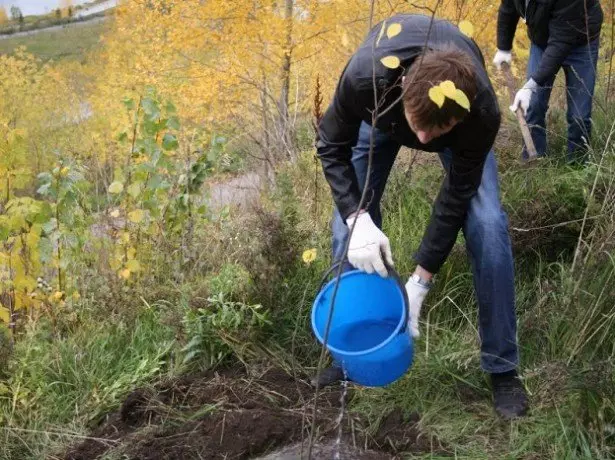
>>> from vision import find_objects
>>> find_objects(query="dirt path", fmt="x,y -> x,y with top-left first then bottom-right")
206,172 -> 262,211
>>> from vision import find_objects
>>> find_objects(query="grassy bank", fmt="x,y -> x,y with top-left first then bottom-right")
0,19 -> 106,62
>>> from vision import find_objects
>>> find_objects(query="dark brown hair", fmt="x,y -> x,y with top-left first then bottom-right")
402,46 -> 478,129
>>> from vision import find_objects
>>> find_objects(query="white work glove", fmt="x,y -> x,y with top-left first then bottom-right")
405,275 -> 431,338
492,49 -> 512,70
345,211 -> 394,278
510,78 -> 538,117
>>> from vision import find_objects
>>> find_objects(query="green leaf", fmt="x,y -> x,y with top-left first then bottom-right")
37,172 -> 52,184
32,202 -> 53,224
38,237 -> 53,263
122,98 -> 135,110
162,133 -> 179,151
141,97 -> 161,122
42,218 -> 57,234
142,118 -> 160,136
165,101 -> 177,114
117,132 -> 128,142
166,116 -> 180,130
0,222 -> 8,241
37,183 -> 51,196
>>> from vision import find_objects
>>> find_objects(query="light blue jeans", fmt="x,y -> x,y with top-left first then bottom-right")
331,122 -> 519,373
524,39 -> 600,162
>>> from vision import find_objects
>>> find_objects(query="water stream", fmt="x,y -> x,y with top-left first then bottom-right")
334,368 -> 349,460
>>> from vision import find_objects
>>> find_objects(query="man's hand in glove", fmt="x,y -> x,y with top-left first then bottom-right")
492,49 -> 512,70
510,79 -> 538,117
405,268 -> 432,338
346,211 -> 394,278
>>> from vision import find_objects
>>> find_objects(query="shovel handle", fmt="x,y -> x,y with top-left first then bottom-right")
500,62 -> 539,161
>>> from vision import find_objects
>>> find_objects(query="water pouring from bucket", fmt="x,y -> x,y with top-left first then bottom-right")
311,263 -> 413,387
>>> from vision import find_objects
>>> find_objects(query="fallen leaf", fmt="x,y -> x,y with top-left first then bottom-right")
439,80 -> 457,98
428,86 -> 445,108
386,23 -> 402,39
459,20 -> 474,38
380,55 -> 400,69
454,89 -> 471,110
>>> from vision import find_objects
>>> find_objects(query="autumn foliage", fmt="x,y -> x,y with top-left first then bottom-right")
0,0 -> 606,333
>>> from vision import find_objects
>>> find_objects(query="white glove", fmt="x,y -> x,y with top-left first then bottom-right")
510,79 -> 538,117
405,275 -> 431,338
492,49 -> 512,70
345,211 -> 394,277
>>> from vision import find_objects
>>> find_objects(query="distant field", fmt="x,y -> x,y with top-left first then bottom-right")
0,19 -> 107,62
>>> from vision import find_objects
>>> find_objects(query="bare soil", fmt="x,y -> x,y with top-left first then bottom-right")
63,366 -> 447,459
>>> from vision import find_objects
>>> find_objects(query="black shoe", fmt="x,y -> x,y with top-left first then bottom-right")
310,366 -> 344,388
491,370 -> 529,420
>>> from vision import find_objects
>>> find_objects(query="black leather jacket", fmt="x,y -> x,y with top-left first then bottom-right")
497,0 -> 603,85
316,14 -> 501,274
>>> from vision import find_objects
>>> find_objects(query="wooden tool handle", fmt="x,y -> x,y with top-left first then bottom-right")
500,62 -> 538,161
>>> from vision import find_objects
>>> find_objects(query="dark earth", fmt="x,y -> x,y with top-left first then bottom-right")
63,366 -> 447,459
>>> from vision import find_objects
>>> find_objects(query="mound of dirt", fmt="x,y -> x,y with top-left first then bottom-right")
63,366 -> 444,459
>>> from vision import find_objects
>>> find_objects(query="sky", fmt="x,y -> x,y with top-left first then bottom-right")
1,0 -> 97,16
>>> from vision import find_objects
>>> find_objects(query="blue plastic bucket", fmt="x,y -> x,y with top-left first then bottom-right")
311,268 -> 413,387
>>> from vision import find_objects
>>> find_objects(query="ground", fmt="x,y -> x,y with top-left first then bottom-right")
63,366 -> 443,460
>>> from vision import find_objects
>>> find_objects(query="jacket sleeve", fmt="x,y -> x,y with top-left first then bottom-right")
414,100 -> 501,274
531,0 -> 594,85
497,0 -> 521,51
316,69 -> 365,221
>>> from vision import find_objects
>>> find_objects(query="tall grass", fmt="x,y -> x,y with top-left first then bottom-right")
0,307 -> 177,460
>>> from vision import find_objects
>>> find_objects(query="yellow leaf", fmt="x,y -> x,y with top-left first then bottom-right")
72,291 -> 81,300
453,89 -> 471,110
120,232 -> 130,244
302,248 -> 317,265
127,247 -> 137,260
126,259 -> 141,272
439,80 -> 457,98
60,167 -> 70,177
108,181 -> 124,194
428,86 -> 445,108
459,20 -> 474,38
128,209 -> 144,223
119,269 -> 131,280
0,306 -> 9,324
110,258 -> 122,271
110,209 -> 120,218
386,23 -> 402,39
380,55 -> 400,69
52,291 -> 64,301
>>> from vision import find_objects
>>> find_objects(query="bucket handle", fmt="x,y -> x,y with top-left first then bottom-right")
318,257 -> 410,332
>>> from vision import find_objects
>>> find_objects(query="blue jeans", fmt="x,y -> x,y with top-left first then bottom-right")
332,122 -> 519,373
524,39 -> 600,162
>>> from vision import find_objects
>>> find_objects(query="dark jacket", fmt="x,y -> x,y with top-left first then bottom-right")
316,14 -> 501,274
497,0 -> 603,85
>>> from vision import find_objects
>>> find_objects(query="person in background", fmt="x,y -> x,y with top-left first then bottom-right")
315,14 -> 529,419
494,0 -> 603,163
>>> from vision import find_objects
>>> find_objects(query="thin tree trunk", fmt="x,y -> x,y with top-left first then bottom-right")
261,69 -> 275,188
278,0 -> 296,162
